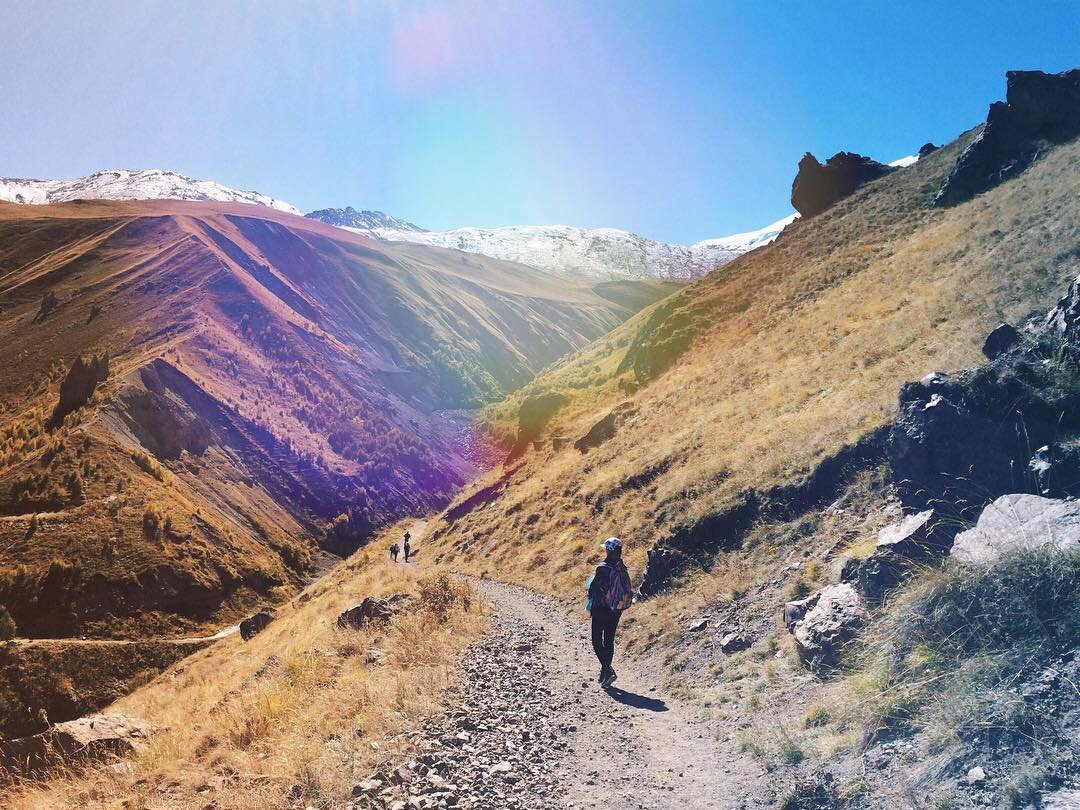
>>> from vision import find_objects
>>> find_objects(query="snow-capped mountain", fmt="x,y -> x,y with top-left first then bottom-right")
306,207 -> 423,232
328,213 -> 797,281
0,169 -> 301,215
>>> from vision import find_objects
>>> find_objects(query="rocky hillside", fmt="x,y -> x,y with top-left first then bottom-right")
0,169 -> 301,214
0,199 -> 671,638
419,68 -> 1080,799
308,212 -> 797,281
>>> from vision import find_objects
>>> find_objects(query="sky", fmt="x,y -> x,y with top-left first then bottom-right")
1,1 -> 1078,245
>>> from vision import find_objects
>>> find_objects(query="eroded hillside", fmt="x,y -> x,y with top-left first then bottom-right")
0,200 -> 674,637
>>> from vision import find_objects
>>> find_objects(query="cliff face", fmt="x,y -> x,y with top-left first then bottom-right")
936,67 -> 1080,206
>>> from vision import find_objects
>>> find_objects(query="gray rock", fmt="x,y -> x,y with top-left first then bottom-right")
951,494 -> 1080,564
783,594 -> 820,631
1042,787 -> 1080,809
718,632 -> 750,653
687,617 -> 710,632
0,713 -> 156,775
966,765 -> 986,784
792,584 -> 869,667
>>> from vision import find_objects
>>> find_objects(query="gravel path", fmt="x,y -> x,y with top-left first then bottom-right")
352,579 -> 767,809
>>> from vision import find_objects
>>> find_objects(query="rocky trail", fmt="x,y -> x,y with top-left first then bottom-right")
352,578 -> 770,809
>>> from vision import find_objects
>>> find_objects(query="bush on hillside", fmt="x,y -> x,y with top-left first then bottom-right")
850,549 -> 1079,747
416,573 -> 473,623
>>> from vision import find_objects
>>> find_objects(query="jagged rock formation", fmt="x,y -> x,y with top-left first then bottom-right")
790,151 -> 895,218
336,596 -> 393,629
917,142 -> 940,158
574,402 -> 638,452
47,352 -> 109,429
936,68 -> 1080,206
844,509 -> 950,601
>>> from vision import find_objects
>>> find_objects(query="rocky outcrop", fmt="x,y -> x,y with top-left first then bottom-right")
936,68 -> 1080,206
791,584 -> 868,667
574,402 -> 638,452
0,713 -> 155,775
637,429 -> 887,598
890,276 -> 1080,516
47,352 -> 110,429
917,142 -> 939,158
239,608 -> 275,641
790,152 -> 895,218
950,494 -> 1080,565
336,597 -> 393,630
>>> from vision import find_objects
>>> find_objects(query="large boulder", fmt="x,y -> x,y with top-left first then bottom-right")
981,322 -> 1021,359
239,608 -> 275,641
336,597 -> 393,630
792,584 -> 869,667
790,151 -> 895,218
936,68 -> 1080,206
0,713 -> 155,775
951,494 -> 1080,565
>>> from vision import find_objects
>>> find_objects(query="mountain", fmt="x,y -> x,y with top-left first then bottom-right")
0,198 -> 674,639
305,206 -> 423,232
308,214 -> 797,281
0,169 -> 301,215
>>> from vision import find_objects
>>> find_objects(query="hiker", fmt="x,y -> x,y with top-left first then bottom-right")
586,537 -> 633,687
403,531 -> 411,563
389,543 -> 399,562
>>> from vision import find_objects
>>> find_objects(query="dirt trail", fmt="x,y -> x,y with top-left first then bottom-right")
384,568 -> 771,809
479,581 -> 768,809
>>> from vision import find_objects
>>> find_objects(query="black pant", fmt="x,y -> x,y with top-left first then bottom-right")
591,607 -> 621,673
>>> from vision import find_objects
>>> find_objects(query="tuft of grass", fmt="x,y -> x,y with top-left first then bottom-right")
846,548 -> 1079,746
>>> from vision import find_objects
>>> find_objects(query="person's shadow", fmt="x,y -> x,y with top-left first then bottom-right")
602,686 -> 668,712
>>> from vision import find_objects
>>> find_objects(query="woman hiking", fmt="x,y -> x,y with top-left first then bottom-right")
586,537 -> 634,688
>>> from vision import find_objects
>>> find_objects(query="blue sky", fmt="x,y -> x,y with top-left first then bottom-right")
1,1 -> 1077,244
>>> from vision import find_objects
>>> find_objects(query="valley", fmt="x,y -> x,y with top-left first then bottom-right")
0,54 -> 1078,810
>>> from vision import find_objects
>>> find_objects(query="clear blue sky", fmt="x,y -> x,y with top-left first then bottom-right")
1,1 -> 1077,244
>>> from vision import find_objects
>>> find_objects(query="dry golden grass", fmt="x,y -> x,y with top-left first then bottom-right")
430,132 -> 1080,632
7,523 -> 487,809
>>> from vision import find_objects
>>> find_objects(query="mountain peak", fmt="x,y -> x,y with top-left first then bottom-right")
305,207 -> 425,232
0,168 -> 302,215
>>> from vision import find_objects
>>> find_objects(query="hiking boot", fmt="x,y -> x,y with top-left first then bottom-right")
601,669 -> 617,688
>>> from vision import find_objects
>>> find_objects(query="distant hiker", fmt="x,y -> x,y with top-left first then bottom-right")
389,543 -> 399,562
586,537 -> 633,687
403,531 -> 412,563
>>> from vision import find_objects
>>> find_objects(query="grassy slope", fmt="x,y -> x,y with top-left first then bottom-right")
8,525 -> 484,809
0,201 -> 672,638
431,130 -> 1080,602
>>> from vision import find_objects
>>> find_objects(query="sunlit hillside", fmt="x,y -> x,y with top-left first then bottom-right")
430,126 -> 1080,604
0,200 -> 675,638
